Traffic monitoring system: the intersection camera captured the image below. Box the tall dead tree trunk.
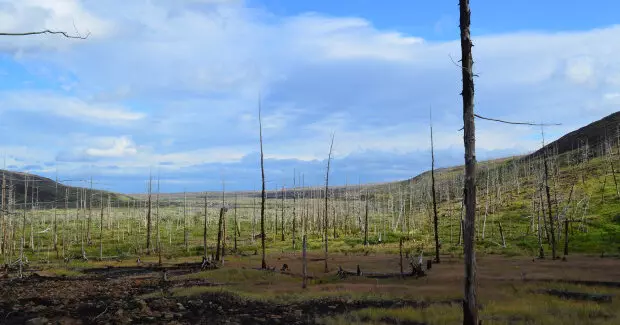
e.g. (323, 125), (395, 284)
(281, 186), (285, 241)
(259, 95), (267, 269)
(364, 190), (369, 246)
(543, 151), (557, 259)
(430, 110), (440, 264)
(99, 192), (104, 260)
(146, 174), (152, 254)
(157, 177), (162, 266)
(215, 207), (224, 262)
(324, 134), (335, 273)
(20, 174), (28, 278)
(203, 193), (208, 260)
(459, 1), (478, 324)
(234, 194), (238, 252)
(292, 170), (297, 250)
(87, 178), (93, 246)
(53, 175), (58, 256)
(302, 234), (307, 289)
(184, 191), (188, 253)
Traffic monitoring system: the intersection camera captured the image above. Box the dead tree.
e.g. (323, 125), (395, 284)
(324, 133), (335, 273)
(203, 193), (208, 260)
(184, 191), (188, 253)
(302, 234), (307, 289)
(215, 207), (225, 262)
(20, 174), (28, 278)
(234, 193), (238, 251)
(364, 190), (369, 246)
(146, 174), (152, 254)
(459, 0), (478, 324)
(430, 109), (440, 263)
(542, 130), (557, 259)
(292, 170), (297, 250)
(99, 192), (104, 260)
(157, 176), (162, 266)
(281, 186), (285, 241)
(259, 95), (267, 269)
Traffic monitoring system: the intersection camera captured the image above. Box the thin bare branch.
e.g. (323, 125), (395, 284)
(0, 29), (90, 39)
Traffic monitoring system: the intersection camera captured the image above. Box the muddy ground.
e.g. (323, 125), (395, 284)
(1, 254), (619, 324)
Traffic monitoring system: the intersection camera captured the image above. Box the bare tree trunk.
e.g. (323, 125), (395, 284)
(292, 171), (297, 250)
(324, 134), (335, 273)
(1, 173), (6, 262)
(234, 194), (238, 252)
(203, 193), (208, 260)
(20, 174), (28, 278)
(563, 218), (569, 261)
(364, 190), (369, 246)
(184, 191), (188, 253)
(482, 168), (489, 239)
(259, 96), (267, 269)
(215, 208), (224, 262)
(399, 237), (404, 278)
(87, 178), (93, 246)
(459, 0), (478, 323)
(53, 175), (58, 256)
(430, 111), (440, 264)
(281, 186), (285, 241)
(146, 174), (152, 254)
(543, 154), (557, 259)
(157, 177), (162, 266)
(99, 192), (104, 260)
(302, 234), (307, 289)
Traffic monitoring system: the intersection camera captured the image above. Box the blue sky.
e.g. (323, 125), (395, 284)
(0, 0), (618, 193)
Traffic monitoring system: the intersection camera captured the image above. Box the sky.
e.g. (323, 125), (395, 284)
(0, 0), (618, 193)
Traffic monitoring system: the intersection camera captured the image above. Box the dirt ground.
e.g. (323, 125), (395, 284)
(1, 253), (619, 324)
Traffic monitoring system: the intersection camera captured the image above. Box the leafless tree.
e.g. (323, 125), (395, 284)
(459, 0), (478, 324)
(259, 95), (267, 269)
(324, 133), (335, 273)
(430, 108), (440, 263)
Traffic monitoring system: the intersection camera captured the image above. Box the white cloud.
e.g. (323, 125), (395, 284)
(85, 136), (138, 157)
(0, 91), (145, 125)
(1, 0), (619, 190)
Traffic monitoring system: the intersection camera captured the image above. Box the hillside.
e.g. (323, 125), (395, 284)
(0, 170), (130, 208)
(528, 111), (620, 159)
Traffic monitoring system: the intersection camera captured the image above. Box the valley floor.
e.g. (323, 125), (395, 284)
(1, 252), (619, 324)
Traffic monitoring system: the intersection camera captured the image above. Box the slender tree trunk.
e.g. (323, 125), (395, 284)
(183, 191), (189, 253)
(259, 95), (267, 269)
(364, 190), (369, 246)
(563, 218), (569, 260)
(1, 173), (6, 262)
(215, 208), (224, 262)
(87, 178), (93, 246)
(99, 192), (104, 260)
(292, 171), (297, 250)
(399, 237), (404, 278)
(430, 112), (440, 263)
(203, 193), (208, 260)
(234, 194), (238, 252)
(157, 177), (162, 266)
(281, 187), (285, 241)
(53, 175), (58, 256)
(459, 0), (478, 323)
(302, 234), (307, 289)
(543, 155), (557, 259)
(146, 175), (152, 254)
(324, 134), (335, 273)
(20, 174), (28, 278)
